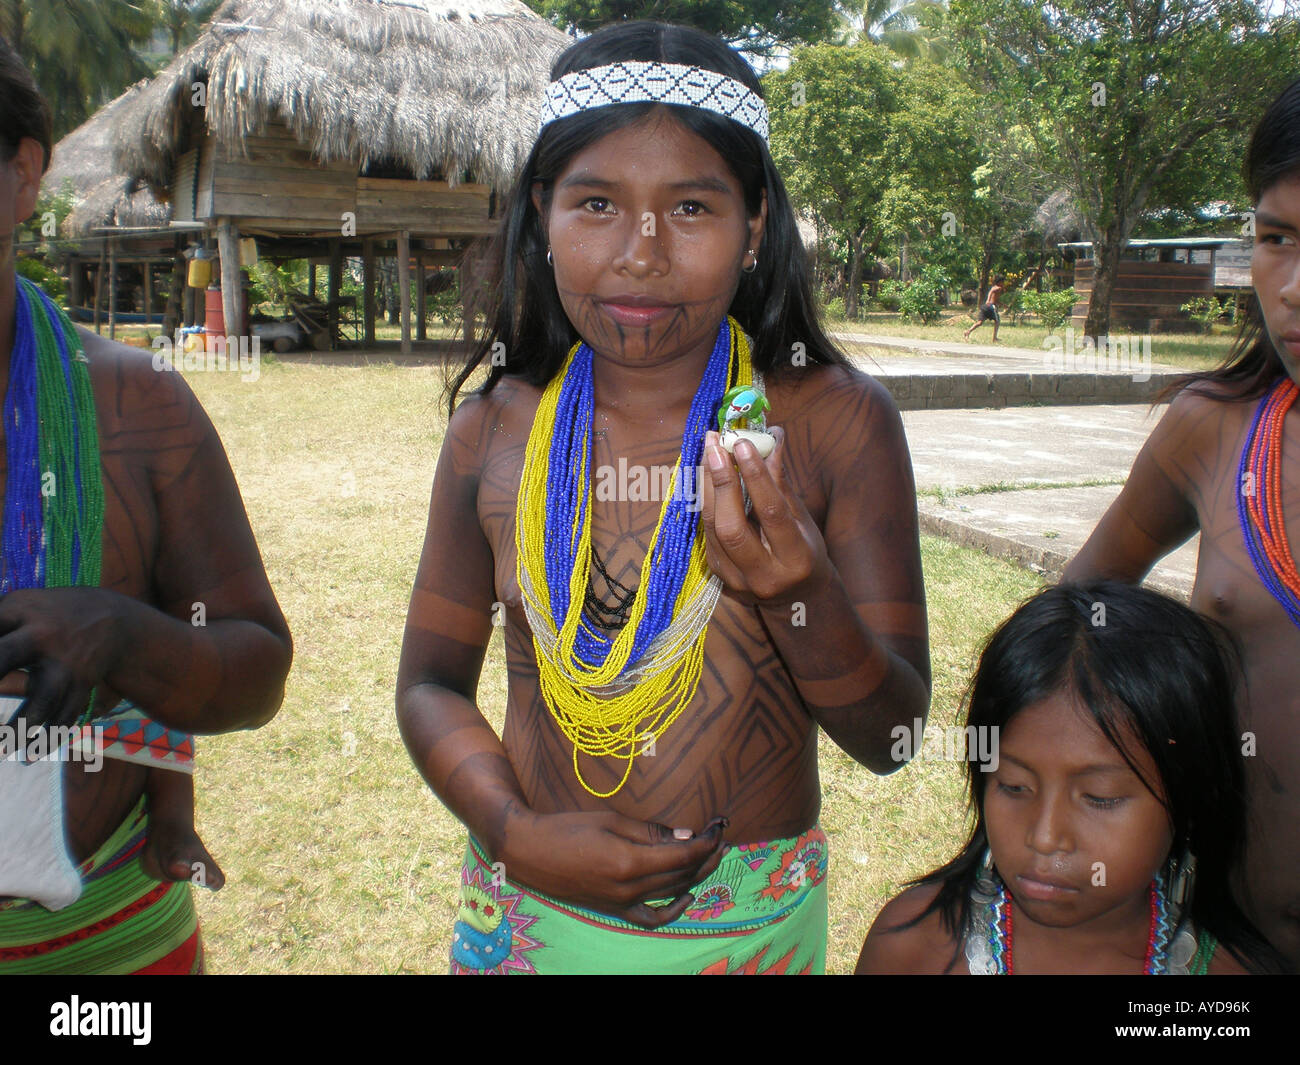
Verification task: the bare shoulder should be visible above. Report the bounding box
[768,361,903,476]
[770,360,895,427]
[444,375,543,475]
[1158,379,1257,449]
[856,883,965,975]
[77,326,205,447]
[1142,379,1261,493]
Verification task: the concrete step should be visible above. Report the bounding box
[832,331,1188,409]
[900,404,1198,600]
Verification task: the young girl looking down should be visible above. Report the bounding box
[857,582,1284,975]
[396,20,930,974]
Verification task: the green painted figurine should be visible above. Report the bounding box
[716,385,775,458]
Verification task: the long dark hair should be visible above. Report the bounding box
[0,34,52,173]
[445,20,846,418]
[1158,75,1300,405]
[900,581,1287,974]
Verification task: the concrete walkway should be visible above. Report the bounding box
[832,330,1187,410]
[900,404,1199,601]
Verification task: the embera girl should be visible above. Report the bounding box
[857,582,1285,974]
[396,20,930,974]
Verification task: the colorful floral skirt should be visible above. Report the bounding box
[450,825,828,974]
[0,796,203,974]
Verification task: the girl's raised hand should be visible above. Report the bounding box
[698,427,833,607]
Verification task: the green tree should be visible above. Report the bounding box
[836,0,950,62]
[3,0,157,139]
[962,115,1057,295]
[529,0,841,57]
[878,61,981,285]
[157,0,220,53]
[769,45,979,318]
[767,45,899,319]
[948,0,1299,339]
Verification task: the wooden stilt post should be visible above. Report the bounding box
[108,239,118,340]
[69,257,84,309]
[217,218,242,341]
[460,253,473,346]
[416,255,426,342]
[397,231,411,356]
[164,238,184,337]
[328,238,342,349]
[363,236,375,347]
[143,260,153,323]
[94,241,105,334]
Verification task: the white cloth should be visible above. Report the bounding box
[0,695,82,910]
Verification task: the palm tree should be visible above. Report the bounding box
[158,0,221,53]
[3,0,157,138]
[837,0,950,62]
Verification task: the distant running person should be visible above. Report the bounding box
[963,275,1004,342]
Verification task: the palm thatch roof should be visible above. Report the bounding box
[114,0,571,196]
[44,81,171,237]
[1036,189,1084,244]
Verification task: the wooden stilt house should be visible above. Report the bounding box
[112,0,568,353]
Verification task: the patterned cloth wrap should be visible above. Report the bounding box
[0,795,203,973]
[77,699,196,772]
[451,825,828,974]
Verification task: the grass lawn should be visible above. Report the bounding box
[824,310,1238,371]
[179,359,1047,974]
[104,308,1238,373]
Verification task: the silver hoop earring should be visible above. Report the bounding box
[546,247,553,267]
[742,250,757,274]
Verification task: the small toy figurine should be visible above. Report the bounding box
[716,385,776,459]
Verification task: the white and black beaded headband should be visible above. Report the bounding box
[538,61,770,143]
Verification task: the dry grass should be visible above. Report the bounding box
[181,360,1044,974]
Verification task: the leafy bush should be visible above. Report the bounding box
[896,266,950,324]
[998,287,1027,325]
[875,279,903,312]
[16,256,66,301]
[1180,295,1226,335]
[1023,287,1078,334]
[247,260,304,311]
[823,295,846,320]
[428,279,463,326]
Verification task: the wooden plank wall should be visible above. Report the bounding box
[206,121,354,226]
[197,119,493,236]
[171,148,198,222]
[1070,259,1212,327]
[356,177,493,234]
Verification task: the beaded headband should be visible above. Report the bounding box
[538,61,770,143]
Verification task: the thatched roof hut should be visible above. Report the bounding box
[44,81,170,237]
[109,0,570,350]
[115,0,570,198]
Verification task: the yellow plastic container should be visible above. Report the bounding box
[187,256,212,288]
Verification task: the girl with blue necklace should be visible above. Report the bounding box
[397,20,931,974]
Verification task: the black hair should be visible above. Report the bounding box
[1158,75,1300,406]
[0,35,52,174]
[898,581,1288,974]
[445,20,846,418]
